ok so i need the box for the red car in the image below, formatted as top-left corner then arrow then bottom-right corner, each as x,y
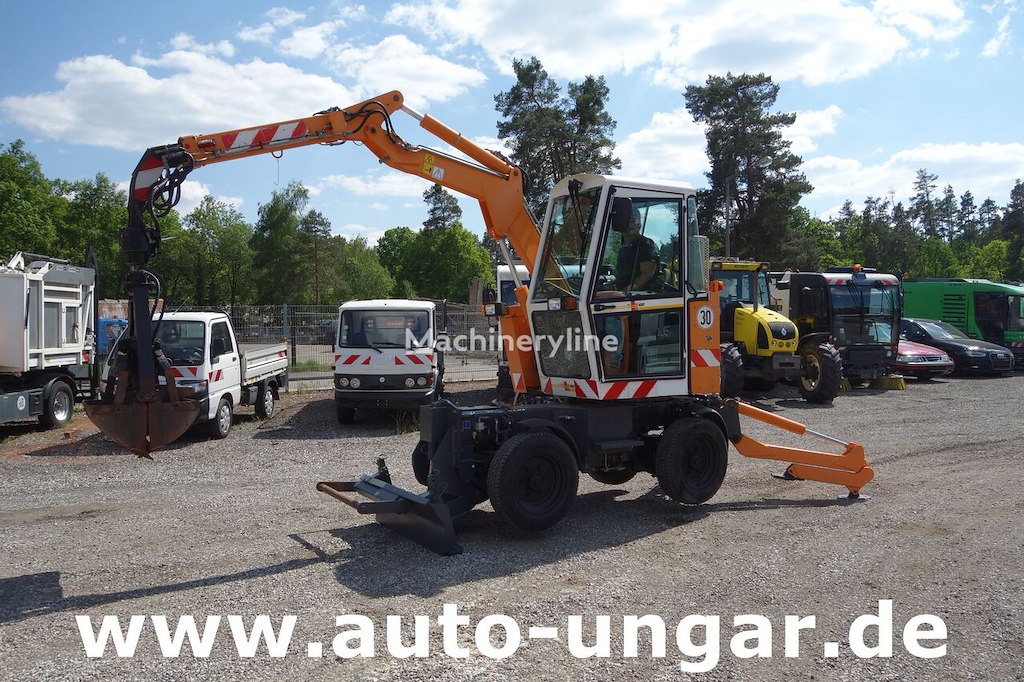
889,339 -> 954,378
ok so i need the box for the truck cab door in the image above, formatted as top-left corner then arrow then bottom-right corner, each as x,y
209,319 -> 241,402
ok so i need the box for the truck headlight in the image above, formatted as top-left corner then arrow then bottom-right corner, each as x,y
337,377 -> 350,388
350,377 -> 361,389
179,379 -> 208,398
416,376 -> 427,387
405,377 -> 415,388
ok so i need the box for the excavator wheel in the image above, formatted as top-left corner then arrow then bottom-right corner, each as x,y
655,417 -> 728,505
411,440 -> 430,486
487,431 -> 578,533
719,344 -> 745,398
798,342 -> 843,403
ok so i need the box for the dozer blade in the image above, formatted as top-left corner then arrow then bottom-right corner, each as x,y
85,398 -> 200,458
317,476 -> 462,556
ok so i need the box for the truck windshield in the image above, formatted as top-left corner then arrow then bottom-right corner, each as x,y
154,320 -> 207,366
829,283 -> 900,345
532,187 -> 601,301
340,310 -> 431,350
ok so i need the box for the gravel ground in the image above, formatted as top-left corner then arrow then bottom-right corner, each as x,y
1,376 -> 1022,680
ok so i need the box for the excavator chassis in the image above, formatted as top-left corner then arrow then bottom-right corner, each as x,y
319,397 -> 874,555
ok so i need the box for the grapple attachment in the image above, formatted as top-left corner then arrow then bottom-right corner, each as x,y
85,396 -> 199,458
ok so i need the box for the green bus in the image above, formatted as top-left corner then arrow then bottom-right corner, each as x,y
901,278 -> 1024,367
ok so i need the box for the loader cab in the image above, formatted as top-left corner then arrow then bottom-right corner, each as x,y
526,174 -> 714,399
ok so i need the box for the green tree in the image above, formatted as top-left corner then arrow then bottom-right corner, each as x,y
326,236 -> 395,302
298,209 -> 332,304
422,184 -> 462,232
779,206 -> 841,270
684,73 -> 812,261
964,239 -> 1009,280
0,140 -> 63,261
1001,179 -> 1024,281
909,169 -> 939,237
412,223 -> 493,301
56,173 -> 128,296
251,181 -> 307,304
495,57 -> 620,213
375,226 -> 419,296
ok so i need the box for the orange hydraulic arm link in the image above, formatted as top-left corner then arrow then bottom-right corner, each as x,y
729,399 -> 874,497
131,90 -> 543,392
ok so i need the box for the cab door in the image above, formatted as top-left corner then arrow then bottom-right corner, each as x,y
588,193 -> 686,381
209,319 -> 241,403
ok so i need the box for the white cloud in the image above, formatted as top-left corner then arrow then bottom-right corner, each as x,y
169,33 -> 235,58
113,179 -> 242,218
280,21 -> 345,59
316,171 -> 432,197
616,107 -> 709,183
982,15 -> 1012,57
266,7 -> 306,27
788,105 -> 843,155
0,52 -> 358,151
328,35 -> 486,109
803,141 -> 1024,210
386,0 -> 966,86
238,7 -> 307,44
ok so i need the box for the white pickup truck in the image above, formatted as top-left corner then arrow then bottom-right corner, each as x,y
107,311 -> 288,439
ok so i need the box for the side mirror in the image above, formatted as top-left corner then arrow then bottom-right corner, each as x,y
611,197 -> 633,233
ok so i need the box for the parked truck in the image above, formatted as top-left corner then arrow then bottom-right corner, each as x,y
0,252 -> 96,429
103,311 -> 288,441
771,266 -> 901,386
901,278 -> 1024,367
333,299 -> 441,424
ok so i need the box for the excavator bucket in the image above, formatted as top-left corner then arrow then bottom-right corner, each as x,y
85,398 -> 200,458
317,468 -> 463,556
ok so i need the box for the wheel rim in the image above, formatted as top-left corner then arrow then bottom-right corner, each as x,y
218,404 -> 230,432
801,354 -> 821,391
683,437 -> 717,487
262,390 -> 273,414
513,453 -> 564,517
52,390 -> 71,422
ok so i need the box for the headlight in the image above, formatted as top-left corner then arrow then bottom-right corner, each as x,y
940,355 -> 951,362
964,351 -> 986,358
896,354 -> 911,363
350,377 -> 361,389
405,377 -> 415,388
337,377 -> 349,388
179,379 -> 208,396
416,376 -> 427,387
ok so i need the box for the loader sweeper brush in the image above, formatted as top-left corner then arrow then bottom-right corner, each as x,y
318,398 -> 874,556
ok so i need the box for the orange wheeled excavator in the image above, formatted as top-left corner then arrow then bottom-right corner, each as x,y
86,91 -> 873,554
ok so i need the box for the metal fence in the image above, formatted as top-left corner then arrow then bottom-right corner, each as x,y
143,303 -> 500,389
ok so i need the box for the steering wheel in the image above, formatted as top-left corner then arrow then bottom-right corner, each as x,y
172,346 -> 204,364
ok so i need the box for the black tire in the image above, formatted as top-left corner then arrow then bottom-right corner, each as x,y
255,383 -> 275,419
336,403 -> 355,425
38,380 -> 74,429
208,397 -> 232,439
412,440 -> 430,486
487,431 -> 579,533
719,344 -> 745,398
589,467 -> 637,485
655,417 -> 728,505
798,342 -> 843,403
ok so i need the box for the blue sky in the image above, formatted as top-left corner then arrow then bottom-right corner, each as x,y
2,1 -> 1022,247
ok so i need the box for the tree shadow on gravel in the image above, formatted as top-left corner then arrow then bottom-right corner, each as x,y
312,485 -> 856,598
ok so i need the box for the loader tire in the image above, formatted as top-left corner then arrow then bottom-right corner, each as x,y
411,440 -> 430,486
798,342 -> 843,403
719,344 -> 745,398
487,431 -> 578,533
655,417 -> 728,505
39,379 -> 74,430
208,397 -> 232,439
